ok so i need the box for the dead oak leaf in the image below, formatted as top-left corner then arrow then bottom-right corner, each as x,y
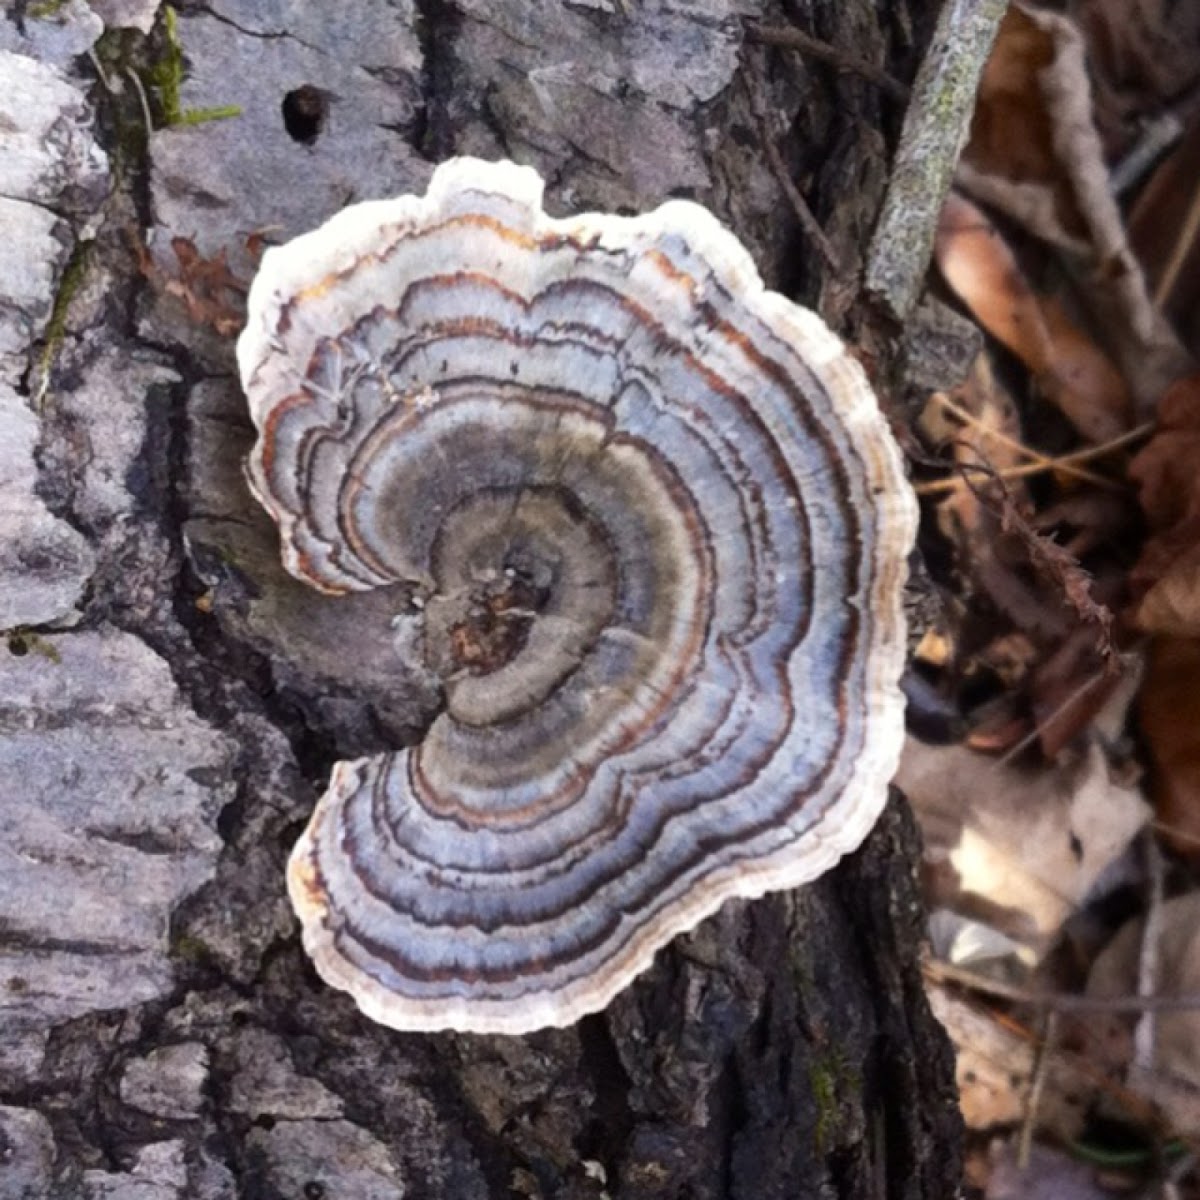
935,191 -> 1131,443
965,5 -> 1078,235
1137,635 -> 1200,860
1129,372 -> 1200,635
925,985 -> 1090,1136
1088,891 -> 1200,1133
163,236 -> 246,337
897,737 -> 1149,958
1127,113 -> 1200,359
1077,0 -> 1200,155
131,229 -> 250,338
956,3 -> 1189,407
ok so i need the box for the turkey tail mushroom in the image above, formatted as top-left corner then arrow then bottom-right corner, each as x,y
237,158 -> 917,1035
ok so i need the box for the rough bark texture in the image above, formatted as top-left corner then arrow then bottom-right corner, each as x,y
0,2 -> 961,1197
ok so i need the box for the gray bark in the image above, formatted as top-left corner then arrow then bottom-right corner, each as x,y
0,1 -> 960,1196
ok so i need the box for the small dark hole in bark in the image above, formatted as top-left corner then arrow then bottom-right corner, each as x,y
282,85 -> 328,144
303,1183 -> 326,1200
7,635 -> 28,656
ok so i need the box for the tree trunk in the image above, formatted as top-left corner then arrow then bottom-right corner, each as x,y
0,1 -> 961,1197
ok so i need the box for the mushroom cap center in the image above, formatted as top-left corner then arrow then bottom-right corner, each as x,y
422,485 -> 617,725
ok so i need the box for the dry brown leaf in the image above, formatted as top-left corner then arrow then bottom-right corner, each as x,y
965,713 -> 1032,755
165,237 -> 247,336
935,191 -> 1131,442
1077,0 -> 1200,155
965,5 -> 1084,240
1035,490 -> 1134,561
1087,892 -> 1200,1135
1038,295 -> 1132,434
961,5 -> 1116,254
926,358 -> 1083,648
923,359 -> 1039,630
1137,636 -> 1200,859
979,631 -> 1040,690
957,4 -> 1189,408
995,493 -> 1117,664
925,985 -> 1090,1135
898,738 -> 1149,958
1128,115 -> 1200,357
133,231 -> 249,338
921,351 -> 1118,732
1028,621 -> 1123,759
1129,373 -> 1200,634
1136,547 -> 1200,638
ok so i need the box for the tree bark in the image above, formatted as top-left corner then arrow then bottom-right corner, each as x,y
0,1 -> 961,1197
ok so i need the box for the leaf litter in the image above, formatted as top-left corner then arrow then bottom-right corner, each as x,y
904,1 -> 1200,1194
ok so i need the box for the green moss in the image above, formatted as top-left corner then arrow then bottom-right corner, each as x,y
145,5 -> 185,124
144,6 -> 241,129
789,947 -> 817,1006
808,1048 -> 862,1155
43,238 -> 93,344
89,6 -> 241,176
92,24 -> 140,76
6,631 -> 63,664
213,542 -> 243,569
27,0 -> 70,18
809,1060 -> 838,1154
34,240 -> 93,409
91,27 -> 151,176
170,933 -> 213,964
174,103 -> 243,126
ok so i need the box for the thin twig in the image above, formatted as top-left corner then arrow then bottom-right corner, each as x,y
916,457 -> 1119,495
935,392 -> 1059,470
916,420 -> 1154,496
1134,833 -> 1166,1072
948,461 -> 1119,661
924,957 -> 1200,1014
1153,171 -> 1200,310
744,23 -> 910,102
87,47 -> 113,93
1110,111 -> 1183,197
1163,1150 -> 1198,1196
985,1007 -> 1159,1126
991,642 -> 1146,768
743,68 -> 845,275
1150,817 -> 1200,852
993,667 -> 1114,767
937,393 -> 1148,482
864,0 -> 1009,317
125,66 -> 154,139
1019,1010 -> 1057,1170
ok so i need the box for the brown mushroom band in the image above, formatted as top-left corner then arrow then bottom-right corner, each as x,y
237,160 -> 917,1033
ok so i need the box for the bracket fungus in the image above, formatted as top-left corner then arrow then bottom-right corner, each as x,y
237,158 -> 917,1035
